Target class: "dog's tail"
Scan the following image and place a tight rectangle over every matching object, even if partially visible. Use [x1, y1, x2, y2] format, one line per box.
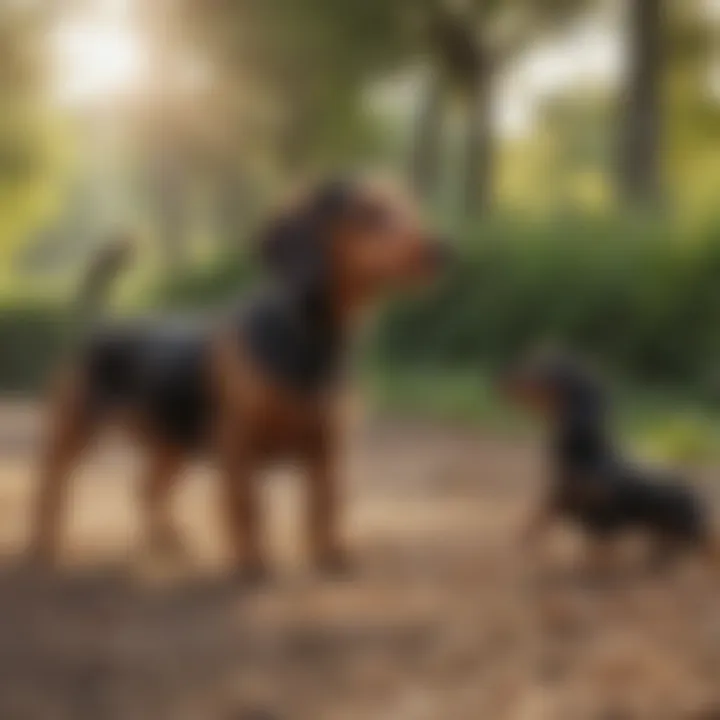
[70, 232, 134, 341]
[76, 232, 134, 315]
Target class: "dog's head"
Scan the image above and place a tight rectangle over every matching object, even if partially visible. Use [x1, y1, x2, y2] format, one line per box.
[258, 177, 449, 309]
[501, 350, 605, 427]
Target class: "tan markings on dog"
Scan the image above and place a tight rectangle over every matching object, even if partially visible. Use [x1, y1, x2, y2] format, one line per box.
[30, 367, 95, 564]
[30, 178, 445, 577]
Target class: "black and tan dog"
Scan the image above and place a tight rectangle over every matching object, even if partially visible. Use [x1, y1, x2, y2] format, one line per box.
[502, 351, 715, 569]
[29, 177, 448, 579]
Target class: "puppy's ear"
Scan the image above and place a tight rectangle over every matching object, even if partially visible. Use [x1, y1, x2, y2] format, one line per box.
[258, 179, 353, 287]
[571, 384, 604, 426]
[559, 364, 605, 426]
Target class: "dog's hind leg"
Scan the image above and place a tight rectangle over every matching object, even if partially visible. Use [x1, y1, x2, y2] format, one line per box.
[306, 443, 350, 576]
[218, 434, 267, 582]
[28, 369, 97, 566]
[137, 443, 187, 561]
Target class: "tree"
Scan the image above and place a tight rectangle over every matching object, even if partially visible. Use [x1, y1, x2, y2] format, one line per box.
[127, 0, 420, 265]
[0, 1, 58, 264]
[664, 0, 718, 215]
[618, 0, 664, 207]
[409, 70, 445, 200]
[411, 0, 593, 215]
[138, 0, 593, 222]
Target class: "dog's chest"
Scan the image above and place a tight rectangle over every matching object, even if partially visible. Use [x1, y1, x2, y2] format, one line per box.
[241, 291, 343, 395]
[214, 341, 334, 460]
[247, 383, 330, 456]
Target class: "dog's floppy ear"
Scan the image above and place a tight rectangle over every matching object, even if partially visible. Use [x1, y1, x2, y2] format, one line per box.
[258, 213, 315, 282]
[569, 379, 604, 427]
[553, 359, 605, 427]
[258, 179, 353, 287]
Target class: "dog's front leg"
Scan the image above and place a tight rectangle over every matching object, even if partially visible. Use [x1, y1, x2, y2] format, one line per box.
[522, 504, 555, 547]
[139, 443, 187, 561]
[305, 438, 350, 576]
[218, 433, 266, 583]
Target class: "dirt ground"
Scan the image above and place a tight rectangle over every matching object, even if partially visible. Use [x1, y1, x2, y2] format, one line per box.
[0, 402, 720, 720]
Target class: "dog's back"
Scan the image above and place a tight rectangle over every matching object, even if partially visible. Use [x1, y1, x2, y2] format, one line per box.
[612, 464, 708, 543]
[80, 319, 213, 447]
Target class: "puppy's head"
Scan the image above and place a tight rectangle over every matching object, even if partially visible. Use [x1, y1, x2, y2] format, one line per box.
[501, 351, 605, 426]
[259, 176, 449, 308]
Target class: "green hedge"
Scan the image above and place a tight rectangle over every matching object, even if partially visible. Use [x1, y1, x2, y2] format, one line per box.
[149, 252, 255, 310]
[0, 304, 71, 393]
[4, 216, 720, 394]
[377, 216, 720, 392]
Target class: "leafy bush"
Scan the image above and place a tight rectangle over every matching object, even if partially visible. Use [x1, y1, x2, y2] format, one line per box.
[376, 215, 720, 391]
[0, 304, 70, 393]
[149, 251, 254, 310]
[5, 215, 720, 396]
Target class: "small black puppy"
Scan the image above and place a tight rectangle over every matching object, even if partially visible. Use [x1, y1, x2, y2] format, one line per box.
[502, 351, 715, 567]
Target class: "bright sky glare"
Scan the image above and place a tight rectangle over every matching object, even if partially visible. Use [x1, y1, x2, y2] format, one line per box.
[498, 19, 623, 138]
[52, 11, 147, 106]
[53, 1, 715, 136]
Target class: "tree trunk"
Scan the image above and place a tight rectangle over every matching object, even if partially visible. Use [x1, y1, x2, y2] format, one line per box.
[618, 0, 663, 207]
[409, 71, 445, 202]
[461, 64, 493, 216]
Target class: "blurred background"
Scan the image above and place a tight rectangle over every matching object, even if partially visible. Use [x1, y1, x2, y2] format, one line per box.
[2, 0, 720, 458]
[0, 1, 719, 411]
[2, 3, 720, 718]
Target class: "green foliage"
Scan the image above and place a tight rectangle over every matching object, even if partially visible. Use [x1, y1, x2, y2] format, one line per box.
[0, 304, 70, 393]
[636, 413, 718, 465]
[6, 215, 720, 402]
[370, 364, 720, 458]
[0, 2, 65, 264]
[368, 364, 523, 431]
[375, 215, 720, 390]
[149, 250, 255, 309]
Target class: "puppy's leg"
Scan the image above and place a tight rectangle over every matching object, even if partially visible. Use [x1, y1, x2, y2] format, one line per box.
[519, 486, 562, 569]
[29, 372, 95, 566]
[138, 443, 186, 560]
[521, 502, 556, 548]
[305, 442, 349, 576]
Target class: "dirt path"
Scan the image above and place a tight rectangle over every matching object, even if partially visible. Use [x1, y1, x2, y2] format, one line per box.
[0, 403, 719, 719]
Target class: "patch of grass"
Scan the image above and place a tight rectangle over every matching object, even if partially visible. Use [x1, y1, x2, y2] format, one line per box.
[367, 365, 523, 433]
[368, 365, 720, 463]
[620, 388, 720, 465]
